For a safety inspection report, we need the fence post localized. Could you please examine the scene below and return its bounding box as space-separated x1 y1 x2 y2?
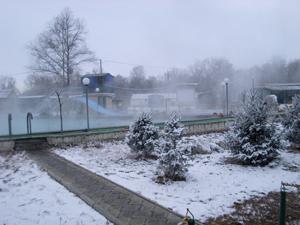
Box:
279 182 286 225
8 113 12 136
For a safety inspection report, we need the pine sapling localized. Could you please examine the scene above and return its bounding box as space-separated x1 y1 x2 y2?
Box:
126 113 159 159
157 113 188 182
284 95 300 145
226 90 282 166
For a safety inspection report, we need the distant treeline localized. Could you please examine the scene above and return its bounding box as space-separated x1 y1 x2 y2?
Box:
1 57 299 108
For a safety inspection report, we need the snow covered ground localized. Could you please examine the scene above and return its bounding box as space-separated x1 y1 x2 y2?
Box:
55 133 300 222
0 152 112 225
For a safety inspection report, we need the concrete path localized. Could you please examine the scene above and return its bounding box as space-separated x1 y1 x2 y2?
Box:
28 150 183 225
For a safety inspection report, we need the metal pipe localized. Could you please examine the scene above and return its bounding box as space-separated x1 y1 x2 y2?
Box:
85 86 90 130
225 82 229 117
8 113 12 136
279 183 286 225
26 112 33 134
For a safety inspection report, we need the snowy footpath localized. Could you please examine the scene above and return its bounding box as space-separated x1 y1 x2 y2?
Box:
55 133 300 222
0 152 112 225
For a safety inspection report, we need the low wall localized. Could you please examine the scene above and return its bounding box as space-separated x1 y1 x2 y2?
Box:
185 121 227 135
47 120 229 146
0 119 231 150
0 140 15 152
47 131 126 146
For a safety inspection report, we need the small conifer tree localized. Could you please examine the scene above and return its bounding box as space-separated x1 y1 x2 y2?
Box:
126 113 159 159
284 95 300 145
157 113 188 181
226 90 282 166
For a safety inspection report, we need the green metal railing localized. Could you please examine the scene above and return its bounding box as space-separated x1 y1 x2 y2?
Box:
0 117 234 141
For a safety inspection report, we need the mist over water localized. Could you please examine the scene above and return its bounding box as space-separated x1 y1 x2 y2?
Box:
0 1 299 136
1 56 300 136
0 94 222 136
0 114 212 136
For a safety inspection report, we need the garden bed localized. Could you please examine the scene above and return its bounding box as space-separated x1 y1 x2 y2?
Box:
54 133 300 222
205 185 300 225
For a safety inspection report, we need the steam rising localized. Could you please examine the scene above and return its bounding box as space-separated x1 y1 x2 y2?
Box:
0 1 299 135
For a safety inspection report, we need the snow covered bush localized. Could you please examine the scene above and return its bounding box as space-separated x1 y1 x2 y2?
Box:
226 90 282 166
126 113 159 159
161 112 185 148
284 95 300 145
156 113 188 182
178 135 224 155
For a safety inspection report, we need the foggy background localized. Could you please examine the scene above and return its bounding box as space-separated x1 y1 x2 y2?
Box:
0 0 300 135
0 0 299 89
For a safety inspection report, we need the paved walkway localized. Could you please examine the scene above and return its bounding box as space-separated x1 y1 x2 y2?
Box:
28 150 183 225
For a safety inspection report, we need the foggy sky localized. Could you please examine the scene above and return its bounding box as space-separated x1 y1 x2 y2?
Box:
0 0 299 90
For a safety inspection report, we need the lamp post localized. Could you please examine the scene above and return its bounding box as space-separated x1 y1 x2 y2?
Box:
95 88 100 113
82 77 90 130
224 78 229 117
221 81 225 115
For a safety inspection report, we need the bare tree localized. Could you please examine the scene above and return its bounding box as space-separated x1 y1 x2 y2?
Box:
287 59 300 82
55 91 63 132
0 76 16 90
28 8 95 86
25 73 58 93
189 58 234 107
129 65 146 91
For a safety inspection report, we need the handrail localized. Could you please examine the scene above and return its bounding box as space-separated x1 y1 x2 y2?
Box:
0 117 233 141
26 112 33 134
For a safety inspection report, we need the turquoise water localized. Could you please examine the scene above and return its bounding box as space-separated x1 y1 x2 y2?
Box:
0 113 223 136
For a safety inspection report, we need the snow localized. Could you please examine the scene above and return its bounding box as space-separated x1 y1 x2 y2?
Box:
227 90 282 166
126 113 159 159
54 133 300 221
156 113 188 181
0 152 112 225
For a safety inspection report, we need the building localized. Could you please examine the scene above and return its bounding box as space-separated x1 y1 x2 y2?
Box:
175 83 198 109
0 89 18 113
82 73 115 109
82 73 114 93
262 83 300 104
17 73 117 117
128 83 199 114
128 93 178 114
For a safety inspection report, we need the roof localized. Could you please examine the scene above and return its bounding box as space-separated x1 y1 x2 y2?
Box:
131 93 177 100
83 73 114 78
263 83 300 91
176 83 198 87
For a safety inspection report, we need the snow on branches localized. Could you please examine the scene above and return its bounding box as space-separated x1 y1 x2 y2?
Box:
126 113 159 159
156 113 188 181
226 90 282 166
284 95 300 145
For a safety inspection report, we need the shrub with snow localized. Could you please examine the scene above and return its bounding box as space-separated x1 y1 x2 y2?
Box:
157 113 188 181
284 95 300 145
226 90 282 166
125 113 159 159
178 135 224 155
162 112 185 148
